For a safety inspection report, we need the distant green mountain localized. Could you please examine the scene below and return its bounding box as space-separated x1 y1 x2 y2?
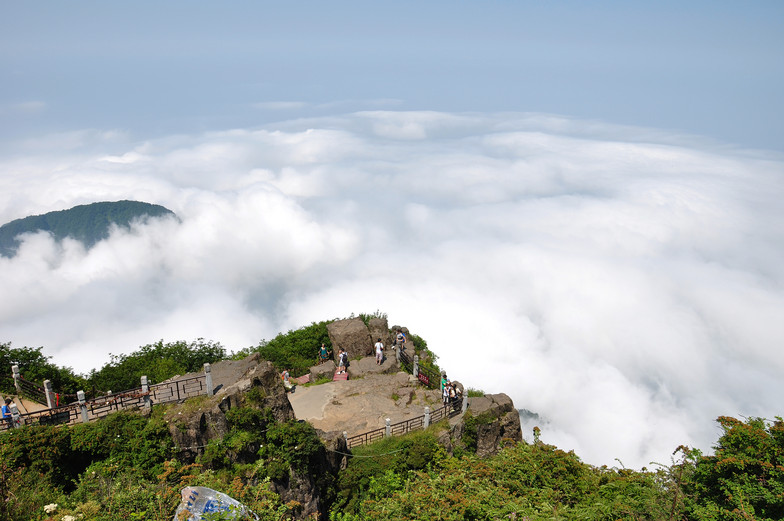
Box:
0 200 176 257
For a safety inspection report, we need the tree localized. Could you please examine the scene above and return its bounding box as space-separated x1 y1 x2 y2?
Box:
87 339 226 392
684 416 784 520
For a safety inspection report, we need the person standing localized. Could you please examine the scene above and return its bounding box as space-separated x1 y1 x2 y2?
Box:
338 348 349 374
375 338 384 365
396 330 406 349
318 343 331 364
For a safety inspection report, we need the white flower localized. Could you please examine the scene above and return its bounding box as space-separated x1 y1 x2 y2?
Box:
43 504 58 513
62 516 76 521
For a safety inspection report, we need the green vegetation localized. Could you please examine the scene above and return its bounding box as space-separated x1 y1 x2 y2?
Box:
253 320 332 377
0 200 175 257
304 374 333 387
0 342 86 396
681 416 784 520
357 310 387 327
88 339 226 392
3 321 784 520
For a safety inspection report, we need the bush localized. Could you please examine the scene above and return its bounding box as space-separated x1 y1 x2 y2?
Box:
255 321 332 376
87 339 226 392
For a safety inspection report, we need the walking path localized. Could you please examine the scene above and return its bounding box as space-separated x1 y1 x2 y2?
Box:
289 362 443 435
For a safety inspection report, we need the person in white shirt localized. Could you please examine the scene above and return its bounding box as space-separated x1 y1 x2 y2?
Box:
374 338 384 364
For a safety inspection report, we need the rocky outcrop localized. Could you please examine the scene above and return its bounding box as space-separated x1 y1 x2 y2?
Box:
327 318 373 358
440 393 523 458
165 358 294 463
270 430 348 519
367 317 392 348
164 356 344 520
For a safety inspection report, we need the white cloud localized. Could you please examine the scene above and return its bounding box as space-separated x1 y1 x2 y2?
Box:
252 101 308 111
1 111 782 469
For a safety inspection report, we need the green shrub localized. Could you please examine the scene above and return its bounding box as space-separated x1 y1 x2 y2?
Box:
255 321 332 376
87 339 226 392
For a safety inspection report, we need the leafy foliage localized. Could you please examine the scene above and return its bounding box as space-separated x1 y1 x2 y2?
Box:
682 416 784 520
87 339 226 392
0 342 86 396
255 321 332 376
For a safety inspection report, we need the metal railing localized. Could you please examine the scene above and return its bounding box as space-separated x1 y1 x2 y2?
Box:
16 377 48 405
150 375 207 403
345 401 464 449
397 348 441 390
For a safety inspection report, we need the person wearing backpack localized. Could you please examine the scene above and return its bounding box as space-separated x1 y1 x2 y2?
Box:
338 348 349 374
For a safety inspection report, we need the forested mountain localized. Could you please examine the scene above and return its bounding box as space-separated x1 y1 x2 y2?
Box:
0 200 175 257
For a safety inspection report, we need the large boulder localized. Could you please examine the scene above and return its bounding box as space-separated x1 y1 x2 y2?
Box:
443 393 523 458
367 316 392 348
327 318 373 358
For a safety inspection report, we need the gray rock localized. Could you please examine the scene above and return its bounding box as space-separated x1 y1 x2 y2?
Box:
367 316 392 348
327 318 373 358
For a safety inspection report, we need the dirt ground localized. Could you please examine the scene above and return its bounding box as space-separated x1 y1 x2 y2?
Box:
207 352 444 437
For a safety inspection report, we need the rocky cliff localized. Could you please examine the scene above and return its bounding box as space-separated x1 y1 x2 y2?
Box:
164 330 523 520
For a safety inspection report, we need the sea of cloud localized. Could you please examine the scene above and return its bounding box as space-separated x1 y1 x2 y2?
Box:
1 111 782 468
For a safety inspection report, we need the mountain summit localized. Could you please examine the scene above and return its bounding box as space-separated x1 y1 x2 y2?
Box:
0 200 175 257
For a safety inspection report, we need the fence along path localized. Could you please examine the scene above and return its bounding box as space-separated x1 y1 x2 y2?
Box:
3 346 464 449
1 365 213 433
343 345 467 449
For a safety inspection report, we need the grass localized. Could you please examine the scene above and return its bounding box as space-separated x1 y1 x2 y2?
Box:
303 375 332 387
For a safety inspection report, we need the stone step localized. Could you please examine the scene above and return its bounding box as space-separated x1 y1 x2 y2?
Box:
332 370 349 381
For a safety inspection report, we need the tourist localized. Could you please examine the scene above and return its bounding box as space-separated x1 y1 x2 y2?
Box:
375 338 384 364
449 383 458 410
442 382 450 407
453 384 463 411
396 329 406 349
2 398 12 427
318 343 332 364
338 348 348 374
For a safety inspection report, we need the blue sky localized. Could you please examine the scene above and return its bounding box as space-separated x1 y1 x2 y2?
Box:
2 2 784 468
2 1 783 149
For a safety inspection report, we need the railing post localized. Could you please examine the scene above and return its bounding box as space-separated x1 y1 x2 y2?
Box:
424 406 430 428
11 365 21 394
43 380 55 409
141 376 151 410
385 418 391 437
9 403 21 429
413 355 419 378
204 363 213 396
77 391 89 423
343 431 348 446
462 395 468 413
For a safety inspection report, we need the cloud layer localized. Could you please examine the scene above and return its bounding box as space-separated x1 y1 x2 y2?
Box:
1 111 783 468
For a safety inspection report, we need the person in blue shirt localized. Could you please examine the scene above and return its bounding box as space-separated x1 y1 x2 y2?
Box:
2 398 13 426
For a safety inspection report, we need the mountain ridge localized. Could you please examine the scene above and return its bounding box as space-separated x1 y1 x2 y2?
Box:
0 200 176 257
